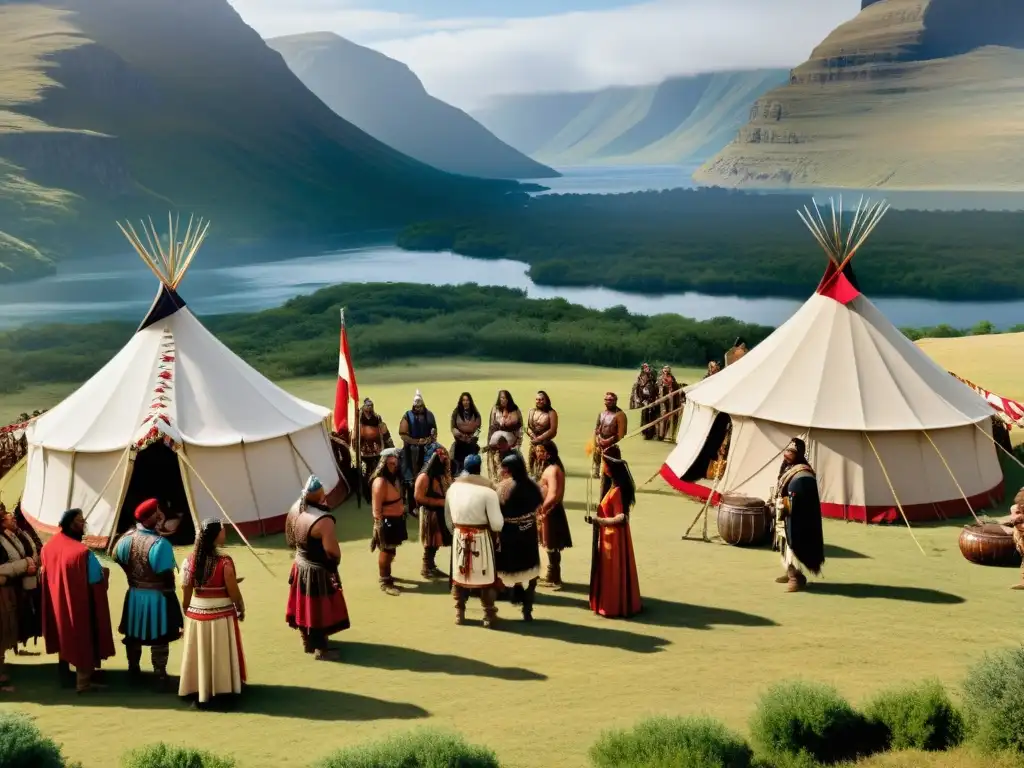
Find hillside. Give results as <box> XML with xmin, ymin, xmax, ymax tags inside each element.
<box><xmin>267</xmin><ymin>32</ymin><xmax>558</xmax><ymax>180</ymax></box>
<box><xmin>696</xmin><ymin>0</ymin><xmax>1024</xmax><ymax>190</ymax></box>
<box><xmin>472</xmin><ymin>69</ymin><xmax>789</xmax><ymax>168</ymax></box>
<box><xmin>0</xmin><ymin>0</ymin><xmax>517</xmax><ymax>281</ymax></box>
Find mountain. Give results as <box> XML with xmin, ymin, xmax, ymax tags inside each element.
<box><xmin>0</xmin><ymin>0</ymin><xmax>518</xmax><ymax>281</ymax></box>
<box><xmin>472</xmin><ymin>70</ymin><xmax>789</xmax><ymax>168</ymax></box>
<box><xmin>267</xmin><ymin>32</ymin><xmax>558</xmax><ymax>180</ymax></box>
<box><xmin>696</xmin><ymin>0</ymin><xmax>1024</xmax><ymax>190</ymax></box>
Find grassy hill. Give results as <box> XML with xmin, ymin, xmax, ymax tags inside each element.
<box><xmin>472</xmin><ymin>69</ymin><xmax>788</xmax><ymax>168</ymax></box>
<box><xmin>697</xmin><ymin>0</ymin><xmax>1024</xmax><ymax>190</ymax></box>
<box><xmin>267</xmin><ymin>32</ymin><xmax>558</xmax><ymax>181</ymax></box>
<box><xmin>0</xmin><ymin>358</ymin><xmax>1022</xmax><ymax>768</ymax></box>
<box><xmin>0</xmin><ymin>1</ymin><xmax>519</xmax><ymax>280</ymax></box>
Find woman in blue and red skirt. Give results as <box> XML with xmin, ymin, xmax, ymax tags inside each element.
<box><xmin>285</xmin><ymin>476</ymin><xmax>349</xmax><ymax>661</ymax></box>
<box><xmin>179</xmin><ymin>519</ymin><xmax>246</xmax><ymax>708</ymax></box>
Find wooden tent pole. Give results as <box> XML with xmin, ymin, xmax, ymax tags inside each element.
<box><xmin>176</xmin><ymin>451</ymin><xmax>276</xmax><ymax>578</ymax></box>
<box><xmin>922</xmin><ymin>431</ymin><xmax>984</xmax><ymax>525</ymax></box>
<box><xmin>864</xmin><ymin>433</ymin><xmax>926</xmax><ymax>555</ymax></box>
<box><xmin>620</xmin><ymin>404</ymin><xmax>685</xmax><ymax>443</ymax></box>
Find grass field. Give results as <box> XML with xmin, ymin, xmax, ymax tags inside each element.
<box><xmin>0</xmin><ymin>355</ymin><xmax>1022</xmax><ymax>768</ymax></box>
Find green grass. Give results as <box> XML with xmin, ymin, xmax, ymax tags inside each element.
<box><xmin>0</xmin><ymin>360</ymin><xmax>1020</xmax><ymax>768</ymax></box>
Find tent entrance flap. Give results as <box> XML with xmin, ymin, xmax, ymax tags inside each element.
<box><xmin>116</xmin><ymin>441</ymin><xmax>195</xmax><ymax>545</ymax></box>
<box><xmin>683</xmin><ymin>412</ymin><xmax>732</xmax><ymax>482</ymax></box>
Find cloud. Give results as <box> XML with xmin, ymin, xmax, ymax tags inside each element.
<box><xmin>230</xmin><ymin>0</ymin><xmax>861</xmax><ymax>109</ymax></box>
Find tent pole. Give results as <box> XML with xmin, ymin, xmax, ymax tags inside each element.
<box><xmin>83</xmin><ymin>448</ymin><xmax>128</xmax><ymax>521</ymax></box>
<box><xmin>106</xmin><ymin>448</ymin><xmax>137</xmax><ymax>556</ymax></box>
<box><xmin>922</xmin><ymin>431</ymin><xmax>982</xmax><ymax>525</ymax></box>
<box><xmin>176</xmin><ymin>451</ymin><xmax>276</xmax><ymax>578</ymax></box>
<box><xmin>174</xmin><ymin>445</ymin><xmax>202</xmax><ymax>532</ymax></box>
<box><xmin>238</xmin><ymin>441</ymin><xmax>265</xmax><ymax>538</ymax></box>
<box><xmin>64</xmin><ymin>451</ymin><xmax>77</xmax><ymax>510</ymax></box>
<box><xmin>864</xmin><ymin>433</ymin><xmax>926</xmax><ymax>555</ymax></box>
<box><xmin>620</xmin><ymin>404</ymin><xmax>685</xmax><ymax>443</ymax></box>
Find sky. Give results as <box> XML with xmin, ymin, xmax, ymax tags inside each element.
<box><xmin>229</xmin><ymin>0</ymin><xmax>863</xmax><ymax>110</ymax></box>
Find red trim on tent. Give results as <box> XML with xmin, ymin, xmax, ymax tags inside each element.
<box><xmin>659</xmin><ymin>464</ymin><xmax>1005</xmax><ymax>524</ymax></box>
<box><xmin>816</xmin><ymin>263</ymin><xmax>860</xmax><ymax>305</ymax></box>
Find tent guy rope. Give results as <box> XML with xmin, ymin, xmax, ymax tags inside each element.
<box><xmin>863</xmin><ymin>433</ymin><xmax>926</xmax><ymax>555</ymax></box>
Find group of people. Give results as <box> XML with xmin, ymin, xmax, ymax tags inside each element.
<box><xmin>6</xmin><ymin>501</ymin><xmax>246</xmax><ymax>708</ymax></box>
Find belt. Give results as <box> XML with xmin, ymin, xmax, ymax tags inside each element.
<box><xmin>129</xmin><ymin>581</ymin><xmax>173</xmax><ymax>591</ymax></box>
<box><xmin>504</xmin><ymin>513</ymin><xmax>536</xmax><ymax>524</ymax></box>
<box><xmin>455</xmin><ymin>523</ymin><xmax>490</xmax><ymax>531</ymax></box>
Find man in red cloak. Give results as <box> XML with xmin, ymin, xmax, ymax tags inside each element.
<box><xmin>40</xmin><ymin>508</ymin><xmax>115</xmax><ymax>693</ymax></box>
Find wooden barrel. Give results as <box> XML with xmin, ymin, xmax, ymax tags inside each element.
<box><xmin>958</xmin><ymin>523</ymin><xmax>1021</xmax><ymax>567</ymax></box>
<box><xmin>717</xmin><ymin>494</ymin><xmax>771</xmax><ymax>547</ymax></box>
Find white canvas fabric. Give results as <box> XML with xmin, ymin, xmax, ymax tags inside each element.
<box><xmin>22</xmin><ymin>299</ymin><xmax>340</xmax><ymax>543</ymax></box>
<box><xmin>663</xmin><ymin>289</ymin><xmax>1003</xmax><ymax>521</ymax></box>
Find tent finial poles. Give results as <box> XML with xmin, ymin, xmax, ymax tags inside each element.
<box><xmin>117</xmin><ymin>212</ymin><xmax>210</xmax><ymax>290</ymax></box>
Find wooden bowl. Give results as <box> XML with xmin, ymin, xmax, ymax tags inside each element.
<box><xmin>958</xmin><ymin>524</ymin><xmax>1021</xmax><ymax>567</ymax></box>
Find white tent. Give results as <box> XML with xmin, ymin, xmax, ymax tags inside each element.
<box><xmin>661</xmin><ymin>199</ymin><xmax>1004</xmax><ymax>523</ymax></box>
<box><xmin>22</xmin><ymin>216</ymin><xmax>341</xmax><ymax>547</ymax></box>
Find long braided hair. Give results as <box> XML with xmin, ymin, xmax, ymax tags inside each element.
<box><xmin>189</xmin><ymin>518</ymin><xmax>223</xmax><ymax>589</ymax></box>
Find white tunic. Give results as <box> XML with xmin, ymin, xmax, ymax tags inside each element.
<box><xmin>445</xmin><ymin>476</ymin><xmax>504</xmax><ymax>588</ymax></box>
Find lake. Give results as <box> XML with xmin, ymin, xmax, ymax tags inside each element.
<box><xmin>1</xmin><ymin>244</ymin><xmax>1021</xmax><ymax>331</ymax></box>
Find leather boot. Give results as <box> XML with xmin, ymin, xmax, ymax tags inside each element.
<box><xmin>481</xmin><ymin>588</ymin><xmax>497</xmax><ymax>629</ymax></box>
<box><xmin>380</xmin><ymin>577</ymin><xmax>400</xmax><ymax>596</ymax></box>
<box><xmin>421</xmin><ymin>549</ymin><xmax>432</xmax><ymax>579</ymax></box>
<box><xmin>549</xmin><ymin>551</ymin><xmax>562</xmax><ymax>589</ymax></box>
<box><xmin>786</xmin><ymin>565</ymin><xmax>805</xmax><ymax>593</ymax></box>
<box><xmin>453</xmin><ymin>586</ymin><xmax>466</xmax><ymax>625</ymax></box>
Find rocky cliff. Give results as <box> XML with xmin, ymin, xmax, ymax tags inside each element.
<box><xmin>473</xmin><ymin>69</ymin><xmax>789</xmax><ymax>168</ymax></box>
<box><xmin>0</xmin><ymin>0</ymin><xmax>517</xmax><ymax>281</ymax></box>
<box><xmin>267</xmin><ymin>33</ymin><xmax>558</xmax><ymax>180</ymax></box>
<box><xmin>696</xmin><ymin>0</ymin><xmax>1024</xmax><ymax>190</ymax></box>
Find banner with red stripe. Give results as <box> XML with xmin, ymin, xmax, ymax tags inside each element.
<box><xmin>333</xmin><ymin>308</ymin><xmax>359</xmax><ymax>434</ymax></box>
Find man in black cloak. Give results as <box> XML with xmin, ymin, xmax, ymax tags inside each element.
<box><xmin>772</xmin><ymin>437</ymin><xmax>825</xmax><ymax>592</ymax></box>
<box><xmin>495</xmin><ymin>453</ymin><xmax>543</xmax><ymax>620</ymax></box>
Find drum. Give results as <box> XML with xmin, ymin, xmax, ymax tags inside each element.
<box><xmin>958</xmin><ymin>523</ymin><xmax>1022</xmax><ymax>567</ymax></box>
<box><xmin>717</xmin><ymin>494</ymin><xmax>772</xmax><ymax>547</ymax></box>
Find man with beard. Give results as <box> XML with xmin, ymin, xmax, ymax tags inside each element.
<box><xmin>399</xmin><ymin>390</ymin><xmax>437</xmax><ymax>514</ymax></box>
<box><xmin>772</xmin><ymin>438</ymin><xmax>825</xmax><ymax>592</ymax></box>
<box><xmin>414</xmin><ymin>443</ymin><xmax>453</xmax><ymax>579</ymax></box>
<box><xmin>370</xmin><ymin>448</ymin><xmax>407</xmax><ymax>596</ymax></box>
<box><xmin>113</xmin><ymin>498</ymin><xmax>183</xmax><ymax>691</ymax></box>
<box><xmin>526</xmin><ymin>391</ymin><xmax>558</xmax><ymax>479</ymax></box>
<box><xmin>593</xmin><ymin>392</ymin><xmax>627</xmax><ymax>478</ymax></box>
<box><xmin>445</xmin><ymin>454</ymin><xmax>503</xmax><ymax>627</ymax></box>
<box><xmin>496</xmin><ymin>453</ymin><xmax>543</xmax><ymax>621</ymax></box>
<box><xmin>630</xmin><ymin>364</ymin><xmax>658</xmax><ymax>440</ymax></box>
<box><xmin>536</xmin><ymin>441</ymin><xmax>572</xmax><ymax>589</ymax></box>
<box><xmin>656</xmin><ymin>366</ymin><xmax>684</xmax><ymax>442</ymax></box>
<box><xmin>41</xmin><ymin>509</ymin><xmax>115</xmax><ymax>693</ymax></box>
<box><xmin>358</xmin><ymin>398</ymin><xmax>394</xmax><ymax>501</ymax></box>
<box><xmin>285</xmin><ymin>475</ymin><xmax>349</xmax><ymax>660</ymax></box>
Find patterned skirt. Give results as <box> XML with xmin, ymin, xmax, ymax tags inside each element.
<box><xmin>497</xmin><ymin>516</ymin><xmax>541</xmax><ymax>584</ymax></box>
<box><xmin>371</xmin><ymin>516</ymin><xmax>408</xmax><ymax>552</ymax></box>
<box><xmin>286</xmin><ymin>559</ymin><xmax>350</xmax><ymax>636</ymax></box>
<box><xmin>178</xmin><ymin>596</ymin><xmax>246</xmax><ymax>703</ymax></box>
<box><xmin>419</xmin><ymin>507</ymin><xmax>453</xmax><ymax>548</ymax></box>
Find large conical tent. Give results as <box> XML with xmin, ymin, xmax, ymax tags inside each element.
<box><xmin>22</xmin><ymin>215</ymin><xmax>341</xmax><ymax>548</ymax></box>
<box><xmin>661</xmin><ymin>198</ymin><xmax>1004</xmax><ymax>523</ymax></box>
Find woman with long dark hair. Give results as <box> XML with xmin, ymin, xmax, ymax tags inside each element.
<box><xmin>487</xmin><ymin>390</ymin><xmax>523</xmax><ymax>479</ymax></box>
<box><xmin>178</xmin><ymin>519</ymin><xmax>247</xmax><ymax>708</ymax></box>
<box><xmin>449</xmin><ymin>392</ymin><xmax>481</xmax><ymax>475</ymax></box>
<box><xmin>587</xmin><ymin>446</ymin><xmax>641</xmax><ymax>618</ymax></box>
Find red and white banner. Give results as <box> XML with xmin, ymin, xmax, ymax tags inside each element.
<box><xmin>950</xmin><ymin>371</ymin><xmax>1024</xmax><ymax>429</ymax></box>
<box><xmin>332</xmin><ymin>308</ymin><xmax>359</xmax><ymax>435</ymax></box>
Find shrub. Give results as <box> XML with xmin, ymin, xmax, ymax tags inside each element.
<box><xmin>589</xmin><ymin>715</ymin><xmax>753</xmax><ymax>768</ymax></box>
<box><xmin>864</xmin><ymin>680</ymin><xmax>965</xmax><ymax>751</ymax></box>
<box><xmin>962</xmin><ymin>645</ymin><xmax>1024</xmax><ymax>754</ymax></box>
<box><xmin>0</xmin><ymin>713</ymin><xmax>67</xmax><ymax>768</ymax></box>
<box><xmin>120</xmin><ymin>744</ymin><xmax>236</xmax><ymax>768</ymax></box>
<box><xmin>749</xmin><ymin>681</ymin><xmax>880</xmax><ymax>765</ymax></box>
<box><xmin>310</xmin><ymin>729</ymin><xmax>499</xmax><ymax>768</ymax></box>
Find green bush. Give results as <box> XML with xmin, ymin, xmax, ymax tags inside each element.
<box><xmin>749</xmin><ymin>681</ymin><xmax>880</xmax><ymax>765</ymax></box>
<box><xmin>864</xmin><ymin>680</ymin><xmax>965</xmax><ymax>751</ymax></box>
<box><xmin>962</xmin><ymin>646</ymin><xmax>1024</xmax><ymax>754</ymax></box>
<box><xmin>310</xmin><ymin>729</ymin><xmax>499</xmax><ymax>768</ymax></box>
<box><xmin>0</xmin><ymin>713</ymin><xmax>67</xmax><ymax>768</ymax></box>
<box><xmin>589</xmin><ymin>715</ymin><xmax>753</xmax><ymax>768</ymax></box>
<box><xmin>119</xmin><ymin>743</ymin><xmax>236</xmax><ymax>768</ymax></box>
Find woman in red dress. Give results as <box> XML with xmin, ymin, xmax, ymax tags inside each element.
<box><xmin>588</xmin><ymin>446</ymin><xmax>642</xmax><ymax>618</ymax></box>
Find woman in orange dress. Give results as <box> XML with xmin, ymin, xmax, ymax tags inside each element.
<box><xmin>588</xmin><ymin>446</ymin><xmax>641</xmax><ymax>618</ymax></box>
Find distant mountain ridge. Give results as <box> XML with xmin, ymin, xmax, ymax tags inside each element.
<box><xmin>267</xmin><ymin>32</ymin><xmax>558</xmax><ymax>180</ymax></box>
<box><xmin>697</xmin><ymin>0</ymin><xmax>1024</xmax><ymax>190</ymax></box>
<box><xmin>472</xmin><ymin>69</ymin><xmax>789</xmax><ymax>168</ymax></box>
<box><xmin>0</xmin><ymin>0</ymin><xmax>517</xmax><ymax>281</ymax></box>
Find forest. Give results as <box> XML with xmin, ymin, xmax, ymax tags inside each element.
<box><xmin>397</xmin><ymin>188</ymin><xmax>1024</xmax><ymax>301</ymax></box>
<box><xmin>0</xmin><ymin>282</ymin><xmax>1015</xmax><ymax>396</ymax></box>
<box><xmin>0</xmin><ymin>284</ymin><xmax>771</xmax><ymax>394</ymax></box>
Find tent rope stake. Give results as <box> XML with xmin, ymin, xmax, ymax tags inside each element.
<box><xmin>863</xmin><ymin>432</ymin><xmax>926</xmax><ymax>555</ymax></box>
